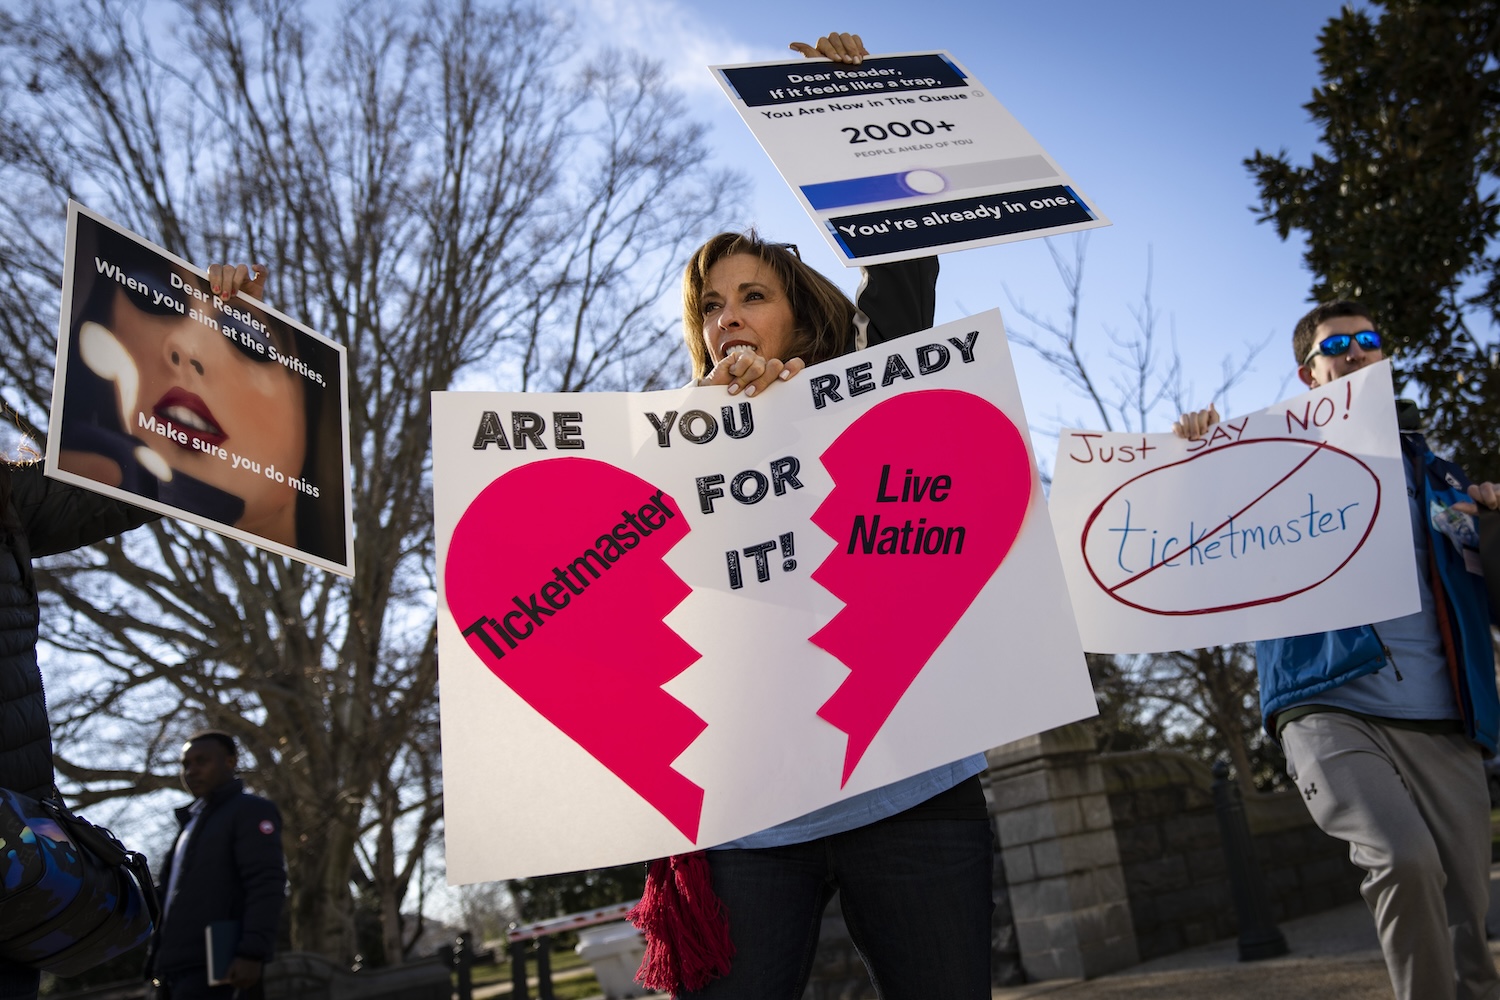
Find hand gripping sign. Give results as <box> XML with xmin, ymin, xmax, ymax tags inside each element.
<box><xmin>433</xmin><ymin>311</ymin><xmax>1096</xmax><ymax>883</ymax></box>
<box><xmin>711</xmin><ymin>52</ymin><xmax>1110</xmax><ymax>265</ymax></box>
<box><xmin>1048</xmin><ymin>361</ymin><xmax>1420</xmax><ymax>654</ymax></box>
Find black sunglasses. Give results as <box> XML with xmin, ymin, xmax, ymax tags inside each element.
<box><xmin>1304</xmin><ymin>330</ymin><xmax>1381</xmax><ymax>365</ymax></box>
<box><xmin>116</xmin><ymin>269</ymin><xmax>279</xmax><ymax>364</ymax></box>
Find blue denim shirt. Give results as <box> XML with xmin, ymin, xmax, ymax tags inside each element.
<box><xmin>710</xmin><ymin>754</ymin><xmax>988</xmax><ymax>850</ymax></box>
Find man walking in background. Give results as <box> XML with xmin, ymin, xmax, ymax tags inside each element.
<box><xmin>146</xmin><ymin>731</ymin><xmax>286</xmax><ymax>999</ymax></box>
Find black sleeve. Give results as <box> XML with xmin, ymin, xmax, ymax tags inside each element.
<box><xmin>8</xmin><ymin>462</ymin><xmax>157</xmax><ymax>557</ymax></box>
<box><xmin>856</xmin><ymin>257</ymin><xmax>940</xmax><ymax>347</ymax></box>
<box><xmin>232</xmin><ymin>797</ymin><xmax>287</xmax><ymax>961</ymax></box>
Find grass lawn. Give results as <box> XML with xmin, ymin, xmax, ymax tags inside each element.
<box><xmin>547</xmin><ymin>975</ymin><xmax>607</xmax><ymax>1000</ymax></box>
<box><xmin>470</xmin><ymin>942</ymin><xmax>601</xmax><ymax>998</ymax></box>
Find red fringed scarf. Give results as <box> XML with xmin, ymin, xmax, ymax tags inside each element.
<box><xmin>627</xmin><ymin>852</ymin><xmax>734</xmax><ymax>995</ymax></box>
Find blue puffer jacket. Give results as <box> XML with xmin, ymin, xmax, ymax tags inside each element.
<box><xmin>1256</xmin><ymin>412</ymin><xmax>1499</xmax><ymax>753</ymax></box>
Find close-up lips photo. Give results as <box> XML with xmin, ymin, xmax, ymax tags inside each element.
<box><xmin>153</xmin><ymin>386</ymin><xmax>226</xmax><ymax>447</ymax></box>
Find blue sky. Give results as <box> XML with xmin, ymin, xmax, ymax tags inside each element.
<box><xmin>583</xmin><ymin>0</ymin><xmax>1362</xmax><ymax>446</ymax></box>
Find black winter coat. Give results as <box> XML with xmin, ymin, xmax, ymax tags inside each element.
<box><xmin>148</xmin><ymin>778</ymin><xmax>286</xmax><ymax>975</ymax></box>
<box><xmin>0</xmin><ymin>463</ymin><xmax>155</xmax><ymax>799</ymax></box>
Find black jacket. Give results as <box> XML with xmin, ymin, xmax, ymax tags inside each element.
<box><xmin>0</xmin><ymin>463</ymin><xmax>155</xmax><ymax>799</ymax></box>
<box><xmin>855</xmin><ymin>257</ymin><xmax>940</xmax><ymax>350</ymax></box>
<box><xmin>148</xmin><ymin>778</ymin><xmax>286</xmax><ymax>975</ymax></box>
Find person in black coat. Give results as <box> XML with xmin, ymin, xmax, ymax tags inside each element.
<box><xmin>145</xmin><ymin>731</ymin><xmax>285</xmax><ymax>1000</ymax></box>
<box><xmin>0</xmin><ymin>461</ymin><xmax>156</xmax><ymax>1000</ymax></box>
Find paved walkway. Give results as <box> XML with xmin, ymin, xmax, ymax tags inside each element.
<box><xmin>991</xmin><ymin>864</ymin><xmax>1500</xmax><ymax>999</ymax></box>
<box><xmin>516</xmin><ymin>867</ymin><xmax>1500</xmax><ymax>1000</ymax></box>
<box><xmin>991</xmin><ymin>897</ymin><xmax>1392</xmax><ymax>998</ymax></box>
<box><xmin>525</xmin><ymin>900</ymin><xmax>1395</xmax><ymax>1000</ymax></box>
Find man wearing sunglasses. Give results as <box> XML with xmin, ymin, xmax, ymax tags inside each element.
<box><xmin>1176</xmin><ymin>300</ymin><xmax>1500</xmax><ymax>1000</ymax></box>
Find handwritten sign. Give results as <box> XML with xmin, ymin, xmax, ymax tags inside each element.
<box><xmin>711</xmin><ymin>52</ymin><xmax>1109</xmax><ymax>265</ymax></box>
<box><xmin>433</xmin><ymin>311</ymin><xmax>1095</xmax><ymax>883</ymax></box>
<box><xmin>1048</xmin><ymin>361</ymin><xmax>1419</xmax><ymax>653</ymax></box>
<box><xmin>46</xmin><ymin>202</ymin><xmax>355</xmax><ymax>576</ymax></box>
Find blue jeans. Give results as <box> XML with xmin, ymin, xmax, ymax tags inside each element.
<box><xmin>682</xmin><ymin>810</ymin><xmax>993</xmax><ymax>999</ymax></box>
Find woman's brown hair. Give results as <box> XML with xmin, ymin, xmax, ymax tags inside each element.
<box><xmin>682</xmin><ymin>232</ymin><xmax>858</xmax><ymax>379</ymax></box>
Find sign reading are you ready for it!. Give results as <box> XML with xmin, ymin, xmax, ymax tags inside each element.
<box><xmin>432</xmin><ymin>310</ymin><xmax>1095</xmax><ymax>883</ymax></box>
<box><xmin>711</xmin><ymin>51</ymin><xmax>1110</xmax><ymax>265</ymax></box>
<box><xmin>1048</xmin><ymin>361</ymin><xmax>1420</xmax><ymax>654</ymax></box>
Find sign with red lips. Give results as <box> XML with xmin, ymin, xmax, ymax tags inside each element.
<box><xmin>47</xmin><ymin>202</ymin><xmax>355</xmax><ymax>576</ymax></box>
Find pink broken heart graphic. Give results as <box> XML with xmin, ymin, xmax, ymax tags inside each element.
<box><xmin>445</xmin><ymin>457</ymin><xmax>707</xmax><ymax>841</ymax></box>
<box><xmin>811</xmin><ymin>389</ymin><xmax>1033</xmax><ymax>785</ymax></box>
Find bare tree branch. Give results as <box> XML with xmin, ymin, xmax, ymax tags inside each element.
<box><xmin>0</xmin><ymin>0</ymin><xmax>744</xmax><ymax>962</ymax></box>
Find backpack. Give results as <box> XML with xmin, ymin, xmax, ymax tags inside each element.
<box><xmin>0</xmin><ymin>786</ymin><xmax>159</xmax><ymax>975</ymax></box>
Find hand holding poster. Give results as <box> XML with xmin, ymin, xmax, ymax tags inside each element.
<box><xmin>433</xmin><ymin>311</ymin><xmax>1096</xmax><ymax>883</ymax></box>
<box><xmin>1048</xmin><ymin>361</ymin><xmax>1419</xmax><ymax>653</ymax></box>
<box><xmin>711</xmin><ymin>52</ymin><xmax>1109</xmax><ymax>264</ymax></box>
<box><xmin>45</xmin><ymin>202</ymin><xmax>355</xmax><ymax>576</ymax></box>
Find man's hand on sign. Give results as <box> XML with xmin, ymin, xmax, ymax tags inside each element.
<box><xmin>789</xmin><ymin>32</ymin><xmax>868</xmax><ymax>64</ymax></box>
<box><xmin>1172</xmin><ymin>403</ymin><xmax>1220</xmax><ymax>440</ymax></box>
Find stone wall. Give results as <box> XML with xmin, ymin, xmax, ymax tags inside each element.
<box><xmin>986</xmin><ymin>725</ymin><xmax>1140</xmax><ymax>981</ymax></box>
<box><xmin>1101</xmin><ymin>749</ymin><xmax>1362</xmax><ymax>961</ymax></box>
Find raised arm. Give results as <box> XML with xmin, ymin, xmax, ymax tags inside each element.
<box><xmin>694</xmin><ymin>34</ymin><xmax>872</xmax><ymax>400</ymax></box>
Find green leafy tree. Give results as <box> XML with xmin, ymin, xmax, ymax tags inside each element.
<box><xmin>1246</xmin><ymin>0</ymin><xmax>1500</xmax><ymax>481</ymax></box>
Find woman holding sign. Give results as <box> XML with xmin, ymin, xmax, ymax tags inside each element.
<box><xmin>629</xmin><ymin>33</ymin><xmax>994</xmax><ymax>1000</ymax></box>
<box><xmin>0</xmin><ymin>464</ymin><xmax>156</xmax><ymax>999</ymax></box>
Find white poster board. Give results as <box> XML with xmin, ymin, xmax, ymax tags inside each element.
<box><xmin>434</xmin><ymin>311</ymin><xmax>1096</xmax><ymax>883</ymax></box>
<box><xmin>710</xmin><ymin>51</ymin><xmax>1110</xmax><ymax>265</ymax></box>
<box><xmin>1048</xmin><ymin>361</ymin><xmax>1419</xmax><ymax>653</ymax></box>
<box><xmin>46</xmin><ymin>202</ymin><xmax>355</xmax><ymax>576</ymax></box>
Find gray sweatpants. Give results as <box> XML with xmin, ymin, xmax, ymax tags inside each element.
<box><xmin>1282</xmin><ymin>713</ymin><xmax>1500</xmax><ymax>1000</ymax></box>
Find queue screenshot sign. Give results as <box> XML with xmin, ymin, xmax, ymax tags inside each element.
<box><xmin>712</xmin><ymin>51</ymin><xmax>1110</xmax><ymax>264</ymax></box>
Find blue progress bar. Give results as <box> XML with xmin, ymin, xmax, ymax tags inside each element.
<box><xmin>802</xmin><ymin>173</ymin><xmax>931</xmax><ymax>210</ymax></box>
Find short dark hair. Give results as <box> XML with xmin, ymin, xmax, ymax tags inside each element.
<box><xmin>185</xmin><ymin>729</ymin><xmax>237</xmax><ymax>757</ymax></box>
<box><xmin>1293</xmin><ymin>300</ymin><xmax>1375</xmax><ymax>366</ymax></box>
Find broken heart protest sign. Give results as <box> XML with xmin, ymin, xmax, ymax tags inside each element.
<box><xmin>1048</xmin><ymin>361</ymin><xmax>1420</xmax><ymax>654</ymax></box>
<box><xmin>433</xmin><ymin>310</ymin><xmax>1096</xmax><ymax>883</ymax></box>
